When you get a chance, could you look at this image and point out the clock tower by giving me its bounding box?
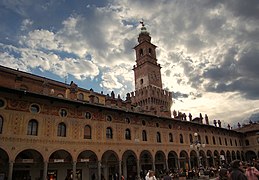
[131,23,172,117]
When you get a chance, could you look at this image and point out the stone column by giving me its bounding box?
[8,161,13,180]
[152,159,155,172]
[136,159,140,179]
[165,158,169,171]
[188,158,191,170]
[98,161,102,180]
[43,161,48,180]
[119,160,122,180]
[73,161,77,180]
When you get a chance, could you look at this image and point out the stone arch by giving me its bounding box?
[139,150,153,174]
[168,151,178,171]
[122,150,137,180]
[207,150,213,167]
[14,149,44,180]
[220,150,225,163]
[214,150,220,168]
[101,150,119,180]
[190,150,197,169]
[245,150,257,162]
[226,151,231,164]
[199,150,206,168]
[154,151,166,177]
[77,150,98,180]
[179,150,189,170]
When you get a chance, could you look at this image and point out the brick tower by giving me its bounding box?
[131,22,172,117]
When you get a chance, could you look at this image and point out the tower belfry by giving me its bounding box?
[131,22,172,117]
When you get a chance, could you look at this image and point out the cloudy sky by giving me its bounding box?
[0,0,258,128]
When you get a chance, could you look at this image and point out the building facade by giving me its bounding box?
[0,25,258,180]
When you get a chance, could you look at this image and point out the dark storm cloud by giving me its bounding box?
[204,47,259,100]
[224,0,259,20]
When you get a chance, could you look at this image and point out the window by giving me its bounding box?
[235,139,238,146]
[84,125,91,139]
[0,115,3,134]
[245,139,250,146]
[140,79,143,85]
[142,130,147,141]
[78,93,84,100]
[58,122,66,137]
[125,117,130,124]
[157,132,161,143]
[230,139,233,146]
[30,104,40,113]
[106,115,112,122]
[142,120,146,126]
[85,112,92,119]
[94,96,99,103]
[125,129,131,140]
[205,136,209,144]
[168,124,172,129]
[169,133,173,142]
[106,127,113,139]
[60,109,67,117]
[140,49,143,56]
[156,123,159,127]
[219,137,222,145]
[225,138,228,146]
[148,48,152,55]
[213,136,216,145]
[180,134,183,144]
[27,119,38,136]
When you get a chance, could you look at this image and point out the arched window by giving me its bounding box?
[148,48,152,55]
[225,138,228,146]
[106,127,113,139]
[142,130,147,141]
[205,136,209,144]
[235,139,237,146]
[139,49,143,56]
[78,93,84,100]
[245,139,249,146]
[213,136,216,145]
[230,139,233,146]
[84,125,91,139]
[169,133,173,142]
[189,134,193,143]
[0,115,3,134]
[125,128,131,140]
[219,137,222,145]
[157,132,161,143]
[27,119,38,136]
[180,134,184,144]
[94,96,99,103]
[58,122,66,137]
